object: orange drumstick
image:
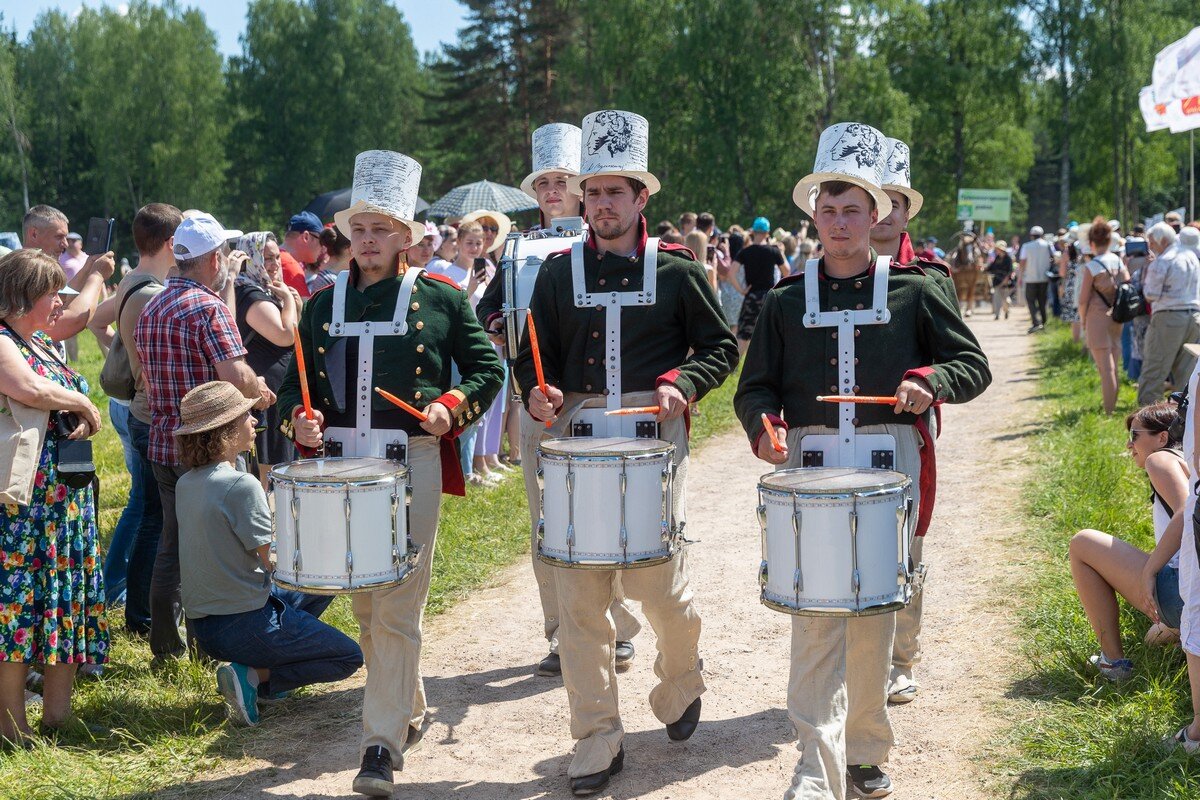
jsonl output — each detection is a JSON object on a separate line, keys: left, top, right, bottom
{"left": 605, "top": 406, "right": 661, "bottom": 417}
{"left": 525, "top": 311, "right": 553, "bottom": 428}
{"left": 760, "top": 413, "right": 784, "bottom": 453}
{"left": 374, "top": 387, "right": 429, "bottom": 423}
{"left": 293, "top": 325, "right": 314, "bottom": 421}
{"left": 815, "top": 395, "right": 901, "bottom": 405}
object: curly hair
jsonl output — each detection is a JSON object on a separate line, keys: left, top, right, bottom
{"left": 176, "top": 417, "right": 243, "bottom": 469}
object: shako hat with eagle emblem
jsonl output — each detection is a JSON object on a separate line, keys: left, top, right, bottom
{"left": 880, "top": 137, "right": 923, "bottom": 219}
{"left": 568, "top": 110, "right": 661, "bottom": 196}
{"left": 793, "top": 122, "right": 892, "bottom": 219}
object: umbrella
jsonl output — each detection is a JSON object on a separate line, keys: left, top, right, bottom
{"left": 302, "top": 188, "right": 430, "bottom": 224}
{"left": 426, "top": 180, "right": 539, "bottom": 218}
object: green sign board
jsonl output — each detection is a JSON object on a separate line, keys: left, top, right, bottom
{"left": 956, "top": 189, "right": 1012, "bottom": 222}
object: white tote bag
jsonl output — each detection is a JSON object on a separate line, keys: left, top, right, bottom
{"left": 0, "top": 392, "right": 48, "bottom": 506}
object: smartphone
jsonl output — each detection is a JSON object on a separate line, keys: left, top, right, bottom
{"left": 84, "top": 217, "right": 115, "bottom": 256}
{"left": 1124, "top": 239, "right": 1148, "bottom": 258}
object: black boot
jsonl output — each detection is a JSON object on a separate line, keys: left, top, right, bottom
{"left": 665, "top": 697, "right": 701, "bottom": 741}
{"left": 570, "top": 746, "right": 624, "bottom": 796}
{"left": 352, "top": 746, "right": 394, "bottom": 797}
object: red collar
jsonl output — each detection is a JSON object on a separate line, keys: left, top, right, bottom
{"left": 898, "top": 232, "right": 916, "bottom": 264}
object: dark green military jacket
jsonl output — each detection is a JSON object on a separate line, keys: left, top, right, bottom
{"left": 733, "top": 251, "right": 991, "bottom": 445}
{"left": 513, "top": 217, "right": 738, "bottom": 405}
{"left": 276, "top": 262, "right": 504, "bottom": 439}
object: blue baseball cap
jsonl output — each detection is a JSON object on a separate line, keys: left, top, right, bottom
{"left": 287, "top": 211, "right": 323, "bottom": 235}
{"left": 751, "top": 216, "right": 770, "bottom": 233}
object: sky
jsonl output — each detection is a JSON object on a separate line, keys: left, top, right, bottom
{"left": 2, "top": 0, "right": 468, "bottom": 58}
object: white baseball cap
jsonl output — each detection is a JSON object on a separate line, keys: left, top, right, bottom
{"left": 1030, "top": 225, "right": 1044, "bottom": 237}
{"left": 172, "top": 213, "right": 242, "bottom": 260}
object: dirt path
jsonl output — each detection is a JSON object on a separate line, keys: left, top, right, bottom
{"left": 178, "top": 313, "right": 1038, "bottom": 800}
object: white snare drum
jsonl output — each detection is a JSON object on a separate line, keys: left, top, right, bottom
{"left": 538, "top": 437, "right": 678, "bottom": 569}
{"left": 756, "top": 467, "right": 912, "bottom": 616}
{"left": 270, "top": 458, "right": 418, "bottom": 594}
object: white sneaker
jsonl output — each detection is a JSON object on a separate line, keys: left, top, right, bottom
{"left": 1088, "top": 652, "right": 1133, "bottom": 682}
{"left": 1168, "top": 726, "right": 1200, "bottom": 754}
{"left": 887, "top": 674, "right": 917, "bottom": 704}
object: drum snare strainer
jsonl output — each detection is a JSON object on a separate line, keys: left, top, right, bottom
{"left": 757, "top": 467, "right": 913, "bottom": 616}
{"left": 537, "top": 437, "right": 679, "bottom": 569}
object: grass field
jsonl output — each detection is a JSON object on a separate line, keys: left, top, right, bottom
{"left": 0, "top": 335, "right": 742, "bottom": 798}
{"left": 1006, "top": 323, "right": 1200, "bottom": 799}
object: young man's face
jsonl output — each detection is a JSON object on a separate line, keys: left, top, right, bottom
{"left": 535, "top": 172, "right": 578, "bottom": 222}
{"left": 459, "top": 233, "right": 484, "bottom": 261}
{"left": 583, "top": 175, "right": 648, "bottom": 242}
{"left": 349, "top": 213, "right": 410, "bottom": 272}
{"left": 812, "top": 186, "right": 878, "bottom": 261}
{"left": 869, "top": 190, "right": 909, "bottom": 245}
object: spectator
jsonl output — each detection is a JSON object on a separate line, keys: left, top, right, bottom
{"left": 1077, "top": 217, "right": 1129, "bottom": 415}
{"left": 1057, "top": 231, "right": 1081, "bottom": 341}
{"left": 0, "top": 249, "right": 106, "bottom": 743}
{"left": 1069, "top": 402, "right": 1187, "bottom": 681}
{"left": 727, "top": 223, "right": 746, "bottom": 261}
{"left": 284, "top": 211, "right": 334, "bottom": 294}
{"left": 928, "top": 236, "right": 945, "bottom": 259}
{"left": 1019, "top": 225, "right": 1055, "bottom": 333}
{"left": 732, "top": 216, "right": 785, "bottom": 353}
{"left": 1137, "top": 222, "right": 1200, "bottom": 407}
{"left": 460, "top": 210, "right": 512, "bottom": 263}
{"left": 679, "top": 211, "right": 697, "bottom": 237}
{"left": 134, "top": 212, "right": 275, "bottom": 660}
{"left": 96, "top": 203, "right": 180, "bottom": 637}
{"left": 1181, "top": 225, "right": 1200, "bottom": 259}
{"left": 654, "top": 219, "right": 676, "bottom": 237}
{"left": 320, "top": 226, "right": 353, "bottom": 273}
{"left": 1165, "top": 211, "right": 1183, "bottom": 234}
{"left": 233, "top": 232, "right": 301, "bottom": 487}
{"left": 685, "top": 229, "right": 716, "bottom": 292}
{"left": 59, "top": 232, "right": 87, "bottom": 281}
{"left": 696, "top": 212, "right": 716, "bottom": 239}
{"left": 174, "top": 381, "right": 362, "bottom": 727}
{"left": 22, "top": 205, "right": 114, "bottom": 345}
{"left": 426, "top": 225, "right": 458, "bottom": 279}
{"left": 987, "top": 239, "right": 1016, "bottom": 320}
{"left": 463, "top": 230, "right": 508, "bottom": 484}
{"left": 1124, "top": 224, "right": 1152, "bottom": 381}
{"left": 406, "top": 222, "right": 440, "bottom": 269}
{"left": 454, "top": 222, "right": 488, "bottom": 484}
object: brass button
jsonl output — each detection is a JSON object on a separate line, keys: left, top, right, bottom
{"left": 621, "top": 278, "right": 629, "bottom": 286}
{"left": 852, "top": 417, "right": 860, "bottom": 426}
{"left": 854, "top": 329, "right": 861, "bottom": 337}
{"left": 416, "top": 321, "right": 424, "bottom": 330}
{"left": 411, "top": 302, "right": 420, "bottom": 311}
{"left": 856, "top": 303, "right": 864, "bottom": 310}
{"left": 317, "top": 346, "right": 325, "bottom": 354}
{"left": 415, "top": 367, "right": 422, "bottom": 375}
{"left": 466, "top": 410, "right": 473, "bottom": 419}
{"left": 416, "top": 344, "right": 425, "bottom": 353}
{"left": 592, "top": 331, "right": 600, "bottom": 339}
{"left": 322, "top": 323, "right": 330, "bottom": 331}
{"left": 831, "top": 332, "right": 837, "bottom": 340}
{"left": 412, "top": 284, "right": 418, "bottom": 292}
{"left": 854, "top": 281, "right": 863, "bottom": 289}
{"left": 853, "top": 385, "right": 860, "bottom": 392}
{"left": 831, "top": 283, "right": 839, "bottom": 290}
{"left": 831, "top": 306, "right": 839, "bottom": 312}
{"left": 587, "top": 357, "right": 596, "bottom": 365}
{"left": 830, "top": 385, "right": 837, "bottom": 392}
{"left": 414, "top": 391, "right": 422, "bottom": 400}
{"left": 318, "top": 371, "right": 326, "bottom": 378}
{"left": 585, "top": 384, "right": 593, "bottom": 391}
{"left": 598, "top": 278, "right": 607, "bottom": 286}
{"left": 829, "top": 358, "right": 836, "bottom": 366}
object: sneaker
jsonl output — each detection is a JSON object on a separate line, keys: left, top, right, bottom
{"left": 1088, "top": 653, "right": 1133, "bottom": 682}
{"left": 24, "top": 689, "right": 42, "bottom": 707}
{"left": 402, "top": 724, "right": 424, "bottom": 757}
{"left": 887, "top": 674, "right": 917, "bottom": 705}
{"left": 77, "top": 663, "right": 104, "bottom": 679}
{"left": 215, "top": 662, "right": 260, "bottom": 726}
{"left": 26, "top": 670, "right": 43, "bottom": 695}
{"left": 1167, "top": 725, "right": 1200, "bottom": 754}
{"left": 353, "top": 746, "right": 394, "bottom": 797}
{"left": 847, "top": 764, "right": 893, "bottom": 798}
{"left": 615, "top": 640, "right": 635, "bottom": 666}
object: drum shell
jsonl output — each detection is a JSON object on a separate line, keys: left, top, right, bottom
{"left": 758, "top": 472, "right": 910, "bottom": 616}
{"left": 538, "top": 441, "right": 676, "bottom": 568}
{"left": 271, "top": 459, "right": 415, "bottom": 594}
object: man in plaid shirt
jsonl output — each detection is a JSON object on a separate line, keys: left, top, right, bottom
{"left": 135, "top": 213, "right": 275, "bottom": 660}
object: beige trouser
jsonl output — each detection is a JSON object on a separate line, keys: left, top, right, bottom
{"left": 521, "top": 411, "right": 642, "bottom": 652}
{"left": 784, "top": 423, "right": 922, "bottom": 800}
{"left": 353, "top": 438, "right": 442, "bottom": 759}
{"left": 890, "top": 535, "right": 923, "bottom": 689}
{"left": 552, "top": 393, "right": 705, "bottom": 778}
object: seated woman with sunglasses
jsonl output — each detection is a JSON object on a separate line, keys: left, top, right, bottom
{"left": 1069, "top": 401, "right": 1189, "bottom": 682}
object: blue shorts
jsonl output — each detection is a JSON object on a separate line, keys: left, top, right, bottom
{"left": 1156, "top": 564, "right": 1184, "bottom": 630}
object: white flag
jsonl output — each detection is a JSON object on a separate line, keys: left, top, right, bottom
{"left": 1140, "top": 85, "right": 1170, "bottom": 131}
{"left": 1152, "top": 26, "right": 1200, "bottom": 133}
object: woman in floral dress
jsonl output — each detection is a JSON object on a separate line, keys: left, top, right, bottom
{"left": 0, "top": 249, "right": 106, "bottom": 744}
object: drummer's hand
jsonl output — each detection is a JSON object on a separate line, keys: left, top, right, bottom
{"left": 293, "top": 407, "right": 325, "bottom": 448}
{"left": 893, "top": 377, "right": 934, "bottom": 416}
{"left": 655, "top": 384, "right": 688, "bottom": 422}
{"left": 421, "top": 402, "right": 453, "bottom": 437}
{"left": 756, "top": 432, "right": 789, "bottom": 464}
{"left": 486, "top": 318, "right": 506, "bottom": 346}
{"left": 529, "top": 384, "right": 563, "bottom": 423}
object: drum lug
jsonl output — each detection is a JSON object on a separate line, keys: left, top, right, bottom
{"left": 756, "top": 504, "right": 767, "bottom": 531}
{"left": 758, "top": 560, "right": 768, "bottom": 586}
{"left": 405, "top": 484, "right": 413, "bottom": 507}
{"left": 536, "top": 467, "right": 543, "bottom": 492}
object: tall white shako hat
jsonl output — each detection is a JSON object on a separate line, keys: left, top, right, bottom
{"left": 334, "top": 150, "right": 425, "bottom": 244}
{"left": 793, "top": 122, "right": 892, "bottom": 219}
{"left": 567, "top": 110, "right": 661, "bottom": 196}
{"left": 880, "top": 137, "right": 923, "bottom": 219}
{"left": 521, "top": 123, "right": 583, "bottom": 198}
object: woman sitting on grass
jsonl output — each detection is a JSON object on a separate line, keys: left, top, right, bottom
{"left": 1068, "top": 401, "right": 1188, "bottom": 682}
{"left": 174, "top": 381, "right": 362, "bottom": 726}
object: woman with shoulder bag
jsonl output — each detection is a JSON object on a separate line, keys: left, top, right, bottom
{"left": 1078, "top": 216, "right": 1130, "bottom": 415}
{"left": 0, "top": 249, "right": 107, "bottom": 745}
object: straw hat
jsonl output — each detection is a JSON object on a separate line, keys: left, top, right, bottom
{"left": 521, "top": 123, "right": 583, "bottom": 198}
{"left": 174, "top": 381, "right": 257, "bottom": 437}
{"left": 567, "top": 110, "right": 661, "bottom": 196}
{"left": 881, "top": 138, "right": 923, "bottom": 219}
{"left": 333, "top": 150, "right": 425, "bottom": 245}
{"left": 994, "top": 239, "right": 1008, "bottom": 252}
{"left": 793, "top": 122, "right": 892, "bottom": 219}
{"left": 460, "top": 209, "right": 513, "bottom": 244}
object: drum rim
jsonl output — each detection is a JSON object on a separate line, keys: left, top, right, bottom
{"left": 758, "top": 467, "right": 910, "bottom": 495}
{"left": 539, "top": 436, "right": 675, "bottom": 458}
{"left": 269, "top": 457, "right": 410, "bottom": 484}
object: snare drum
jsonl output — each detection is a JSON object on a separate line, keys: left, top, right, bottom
{"left": 270, "top": 458, "right": 418, "bottom": 594}
{"left": 538, "top": 437, "right": 677, "bottom": 569}
{"left": 756, "top": 467, "right": 912, "bottom": 616}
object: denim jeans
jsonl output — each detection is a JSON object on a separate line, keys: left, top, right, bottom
{"left": 459, "top": 423, "right": 479, "bottom": 476}
{"left": 125, "top": 415, "right": 162, "bottom": 635}
{"left": 102, "top": 400, "right": 142, "bottom": 606}
{"left": 191, "top": 588, "right": 362, "bottom": 696}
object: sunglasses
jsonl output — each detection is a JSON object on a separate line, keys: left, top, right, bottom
{"left": 1128, "top": 428, "right": 1156, "bottom": 443}
{"left": 480, "top": 225, "right": 499, "bottom": 233}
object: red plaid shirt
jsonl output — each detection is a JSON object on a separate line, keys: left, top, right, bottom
{"left": 135, "top": 277, "right": 247, "bottom": 465}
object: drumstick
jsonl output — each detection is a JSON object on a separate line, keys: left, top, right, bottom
{"left": 374, "top": 387, "right": 429, "bottom": 423}
{"left": 525, "top": 311, "right": 553, "bottom": 428}
{"left": 760, "top": 413, "right": 784, "bottom": 453}
{"left": 605, "top": 406, "right": 661, "bottom": 416}
{"left": 293, "top": 325, "right": 314, "bottom": 421}
{"left": 815, "top": 395, "right": 901, "bottom": 405}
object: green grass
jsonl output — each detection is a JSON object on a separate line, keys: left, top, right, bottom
{"left": 1005, "top": 323, "right": 1200, "bottom": 799}
{"left": 0, "top": 339, "right": 742, "bottom": 798}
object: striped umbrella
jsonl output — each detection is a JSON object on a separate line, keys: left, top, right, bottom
{"left": 427, "top": 180, "right": 539, "bottom": 218}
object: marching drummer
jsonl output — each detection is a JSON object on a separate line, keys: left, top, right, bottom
{"left": 514, "top": 110, "right": 738, "bottom": 796}
{"left": 276, "top": 150, "right": 504, "bottom": 797}
{"left": 733, "top": 122, "right": 990, "bottom": 800}
{"left": 476, "top": 121, "right": 643, "bottom": 679}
